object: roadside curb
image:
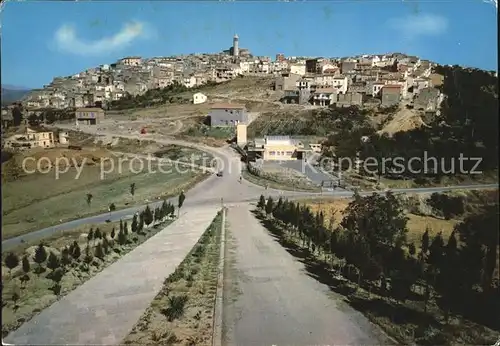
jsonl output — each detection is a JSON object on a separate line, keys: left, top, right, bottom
{"left": 212, "top": 207, "right": 226, "bottom": 346}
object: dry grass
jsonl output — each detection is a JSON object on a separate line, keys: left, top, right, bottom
{"left": 124, "top": 213, "right": 223, "bottom": 345}
{"left": 306, "top": 198, "right": 457, "bottom": 246}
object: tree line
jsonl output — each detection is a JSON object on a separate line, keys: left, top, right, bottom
{"left": 257, "top": 192, "right": 499, "bottom": 338}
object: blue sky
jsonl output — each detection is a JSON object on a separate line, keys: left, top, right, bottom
{"left": 1, "top": 0, "right": 497, "bottom": 89}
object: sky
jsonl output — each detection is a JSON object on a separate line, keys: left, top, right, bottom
{"left": 1, "top": 0, "right": 497, "bottom": 89}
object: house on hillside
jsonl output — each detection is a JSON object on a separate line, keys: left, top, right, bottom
{"left": 193, "top": 92, "right": 207, "bottom": 105}
{"left": 4, "top": 127, "right": 55, "bottom": 150}
{"left": 75, "top": 107, "right": 105, "bottom": 125}
{"left": 381, "top": 85, "right": 402, "bottom": 106}
{"left": 208, "top": 103, "right": 248, "bottom": 127}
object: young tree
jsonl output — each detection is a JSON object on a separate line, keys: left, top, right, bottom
{"left": 94, "top": 228, "right": 102, "bottom": 240}
{"left": 22, "top": 255, "right": 30, "bottom": 274}
{"left": 33, "top": 243, "right": 48, "bottom": 272}
{"left": 178, "top": 191, "right": 186, "bottom": 217}
{"left": 71, "top": 241, "right": 81, "bottom": 261}
{"left": 138, "top": 213, "right": 145, "bottom": 233}
{"left": 20, "top": 256, "right": 31, "bottom": 287}
{"left": 257, "top": 195, "right": 266, "bottom": 210}
{"left": 61, "top": 247, "right": 72, "bottom": 267}
{"left": 265, "top": 196, "right": 274, "bottom": 216}
{"left": 94, "top": 243, "right": 105, "bottom": 259}
{"left": 119, "top": 220, "right": 124, "bottom": 233}
{"left": 50, "top": 268, "right": 64, "bottom": 296}
{"left": 130, "top": 183, "right": 136, "bottom": 197}
{"left": 124, "top": 221, "right": 129, "bottom": 235}
{"left": 144, "top": 205, "right": 153, "bottom": 226}
{"left": 102, "top": 238, "right": 110, "bottom": 254}
{"left": 46, "top": 252, "right": 60, "bottom": 271}
{"left": 84, "top": 246, "right": 94, "bottom": 264}
{"left": 131, "top": 214, "right": 138, "bottom": 233}
{"left": 4, "top": 252, "right": 19, "bottom": 274}
{"left": 118, "top": 230, "right": 127, "bottom": 245}
{"left": 86, "top": 193, "right": 93, "bottom": 207}
{"left": 87, "top": 228, "right": 94, "bottom": 245}
{"left": 111, "top": 227, "right": 116, "bottom": 239}
{"left": 109, "top": 203, "right": 116, "bottom": 212}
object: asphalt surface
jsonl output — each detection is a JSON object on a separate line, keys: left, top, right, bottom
{"left": 223, "top": 205, "right": 391, "bottom": 345}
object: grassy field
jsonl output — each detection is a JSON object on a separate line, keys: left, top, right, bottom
{"left": 2, "top": 157, "right": 208, "bottom": 240}
{"left": 2, "top": 214, "right": 175, "bottom": 337}
{"left": 124, "top": 211, "right": 223, "bottom": 345}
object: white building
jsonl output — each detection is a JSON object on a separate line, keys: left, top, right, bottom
{"left": 331, "top": 76, "right": 348, "bottom": 94}
{"left": 289, "top": 64, "right": 306, "bottom": 76}
{"left": 193, "top": 92, "right": 207, "bottom": 105}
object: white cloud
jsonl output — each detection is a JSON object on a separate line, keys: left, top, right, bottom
{"left": 388, "top": 14, "right": 448, "bottom": 40}
{"left": 54, "top": 21, "right": 149, "bottom": 56}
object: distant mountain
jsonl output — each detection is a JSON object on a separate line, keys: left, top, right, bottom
{"left": 1, "top": 86, "right": 31, "bottom": 106}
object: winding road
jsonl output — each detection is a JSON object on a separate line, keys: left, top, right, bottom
{"left": 3, "top": 124, "right": 498, "bottom": 250}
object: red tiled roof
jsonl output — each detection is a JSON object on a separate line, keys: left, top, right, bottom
{"left": 210, "top": 103, "right": 246, "bottom": 110}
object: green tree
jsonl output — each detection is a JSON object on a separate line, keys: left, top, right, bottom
{"left": 138, "top": 213, "right": 145, "bottom": 233}
{"left": 111, "top": 227, "right": 116, "bottom": 239}
{"left": 258, "top": 195, "right": 266, "bottom": 210}
{"left": 33, "top": 243, "right": 48, "bottom": 272}
{"left": 95, "top": 243, "right": 105, "bottom": 259}
{"left": 61, "top": 247, "right": 72, "bottom": 267}
{"left": 94, "top": 228, "right": 102, "bottom": 240}
{"left": 144, "top": 205, "right": 154, "bottom": 226}
{"left": 20, "top": 256, "right": 31, "bottom": 287}
{"left": 265, "top": 196, "right": 274, "bottom": 216}
{"left": 71, "top": 241, "right": 81, "bottom": 261}
{"left": 87, "top": 228, "right": 94, "bottom": 245}
{"left": 124, "top": 221, "right": 129, "bottom": 235}
{"left": 131, "top": 214, "right": 138, "bottom": 233}
{"left": 178, "top": 191, "right": 186, "bottom": 216}
{"left": 130, "top": 183, "right": 136, "bottom": 197}
{"left": 46, "top": 252, "right": 60, "bottom": 271}
{"left": 86, "top": 193, "right": 93, "bottom": 207}
{"left": 456, "top": 205, "right": 498, "bottom": 295}
{"left": 22, "top": 255, "right": 30, "bottom": 274}
{"left": 4, "top": 252, "right": 19, "bottom": 274}
{"left": 84, "top": 246, "right": 93, "bottom": 264}
{"left": 118, "top": 230, "right": 127, "bottom": 245}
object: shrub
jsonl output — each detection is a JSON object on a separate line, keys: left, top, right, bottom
{"left": 71, "top": 242, "right": 81, "bottom": 261}
{"left": 161, "top": 295, "right": 189, "bottom": 321}
{"left": 46, "top": 252, "right": 60, "bottom": 271}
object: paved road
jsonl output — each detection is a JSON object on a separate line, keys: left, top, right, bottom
{"left": 3, "top": 206, "right": 220, "bottom": 345}
{"left": 222, "top": 205, "right": 391, "bottom": 345}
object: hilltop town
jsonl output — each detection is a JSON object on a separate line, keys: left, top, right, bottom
{"left": 3, "top": 34, "right": 447, "bottom": 116}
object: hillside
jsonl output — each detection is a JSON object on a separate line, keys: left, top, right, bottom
{"left": 1, "top": 87, "right": 31, "bottom": 106}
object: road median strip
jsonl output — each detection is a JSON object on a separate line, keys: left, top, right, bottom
{"left": 123, "top": 209, "right": 224, "bottom": 345}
